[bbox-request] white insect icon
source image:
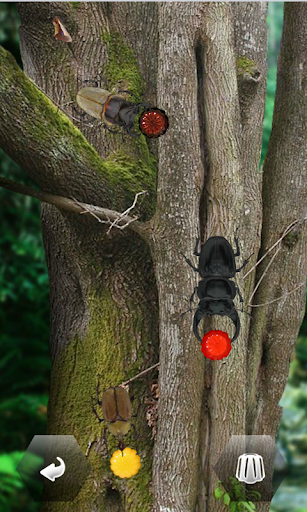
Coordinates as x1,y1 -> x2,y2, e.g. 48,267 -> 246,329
40,457 -> 66,482
236,453 -> 265,485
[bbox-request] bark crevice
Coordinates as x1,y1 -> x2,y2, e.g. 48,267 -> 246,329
1,3 -> 306,512
195,38 -> 209,240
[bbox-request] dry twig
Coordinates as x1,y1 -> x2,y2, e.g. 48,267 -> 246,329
248,245 -> 281,304
243,216 -> 307,280
73,190 -> 147,235
248,281 -> 305,308
0,177 -> 147,239
120,362 -> 160,387
106,190 -> 147,235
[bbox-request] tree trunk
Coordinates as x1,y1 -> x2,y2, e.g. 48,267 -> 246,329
0,2 -> 306,511
17,3 -> 160,511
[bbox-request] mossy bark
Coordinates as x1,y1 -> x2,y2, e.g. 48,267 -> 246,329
15,3 -> 159,511
1,3 -> 307,512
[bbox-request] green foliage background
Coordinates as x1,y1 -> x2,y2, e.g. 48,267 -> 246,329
0,3 -> 306,511
0,4 -> 49,511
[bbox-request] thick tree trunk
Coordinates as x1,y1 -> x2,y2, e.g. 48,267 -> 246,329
249,1 -> 307,442
17,3 -> 159,511
150,4 -> 205,511
1,2 -> 307,512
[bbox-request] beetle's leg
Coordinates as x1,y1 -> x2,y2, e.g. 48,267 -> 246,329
126,127 -> 142,138
124,370 -> 134,401
97,76 -> 109,90
103,123 -> 118,134
193,227 -> 201,257
131,397 -> 142,418
103,426 -> 110,458
72,106 -> 88,117
235,307 -> 253,319
193,309 -> 206,342
95,374 -> 102,406
179,252 -> 199,272
236,252 -> 254,273
236,286 -> 244,311
182,286 -> 199,317
190,286 -> 198,305
117,90 -> 133,96
234,227 -> 240,257
72,106 -> 95,124
137,103 -> 152,109
130,423 -> 138,453
228,309 -> 240,343
180,306 -> 199,319
91,396 -> 105,423
124,370 -> 142,417
83,79 -> 99,87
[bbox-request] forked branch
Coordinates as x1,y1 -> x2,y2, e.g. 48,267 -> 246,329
0,177 -> 148,239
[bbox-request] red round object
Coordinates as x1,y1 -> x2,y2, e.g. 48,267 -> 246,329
201,330 -> 232,361
139,108 -> 169,138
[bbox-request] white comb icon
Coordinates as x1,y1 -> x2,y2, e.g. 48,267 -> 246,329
236,453 -> 265,485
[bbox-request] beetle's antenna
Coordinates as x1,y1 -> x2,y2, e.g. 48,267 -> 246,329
235,307 -> 253,319
180,307 -> 199,318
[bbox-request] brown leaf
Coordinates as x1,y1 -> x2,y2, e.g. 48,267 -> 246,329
53,17 -> 72,43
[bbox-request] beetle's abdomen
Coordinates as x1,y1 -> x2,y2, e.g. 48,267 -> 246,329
107,420 -> 131,438
203,299 -> 233,316
198,278 -> 234,300
102,386 -> 132,422
205,280 -> 229,298
76,87 -> 112,119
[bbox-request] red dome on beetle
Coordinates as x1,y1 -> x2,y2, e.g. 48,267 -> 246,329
201,330 -> 232,360
139,108 -> 169,138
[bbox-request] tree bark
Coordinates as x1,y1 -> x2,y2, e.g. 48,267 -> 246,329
151,4 -> 205,511
0,2 -> 307,512
17,3 -> 159,511
249,1 -> 307,442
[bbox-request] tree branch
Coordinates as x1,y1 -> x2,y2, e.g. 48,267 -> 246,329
247,2 -> 307,439
0,45 -> 156,217
120,362 -> 160,386
232,1 -> 267,242
248,282 -> 305,308
0,177 -> 148,239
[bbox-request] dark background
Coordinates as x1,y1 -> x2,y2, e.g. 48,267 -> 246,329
0,3 -> 306,511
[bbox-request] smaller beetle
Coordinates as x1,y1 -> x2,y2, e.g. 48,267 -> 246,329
75,77 -> 150,140
91,375 -> 140,456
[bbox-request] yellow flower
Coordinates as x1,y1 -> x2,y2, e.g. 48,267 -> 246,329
110,447 -> 141,478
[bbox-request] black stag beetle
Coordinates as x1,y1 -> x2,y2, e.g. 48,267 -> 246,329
180,228 -> 253,343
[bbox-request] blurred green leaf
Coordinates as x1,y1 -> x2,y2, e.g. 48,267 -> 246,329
214,488 -> 223,500
224,493 -> 231,506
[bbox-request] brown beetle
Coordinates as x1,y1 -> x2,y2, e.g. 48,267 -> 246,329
75,79 -> 149,140
91,375 -> 140,456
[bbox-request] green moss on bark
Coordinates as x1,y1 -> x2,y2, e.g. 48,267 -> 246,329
237,57 -> 256,74
101,32 -> 144,100
237,56 -> 260,81
43,289 -> 153,512
0,45 -> 157,217
104,148 -> 156,216
99,32 -> 157,216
